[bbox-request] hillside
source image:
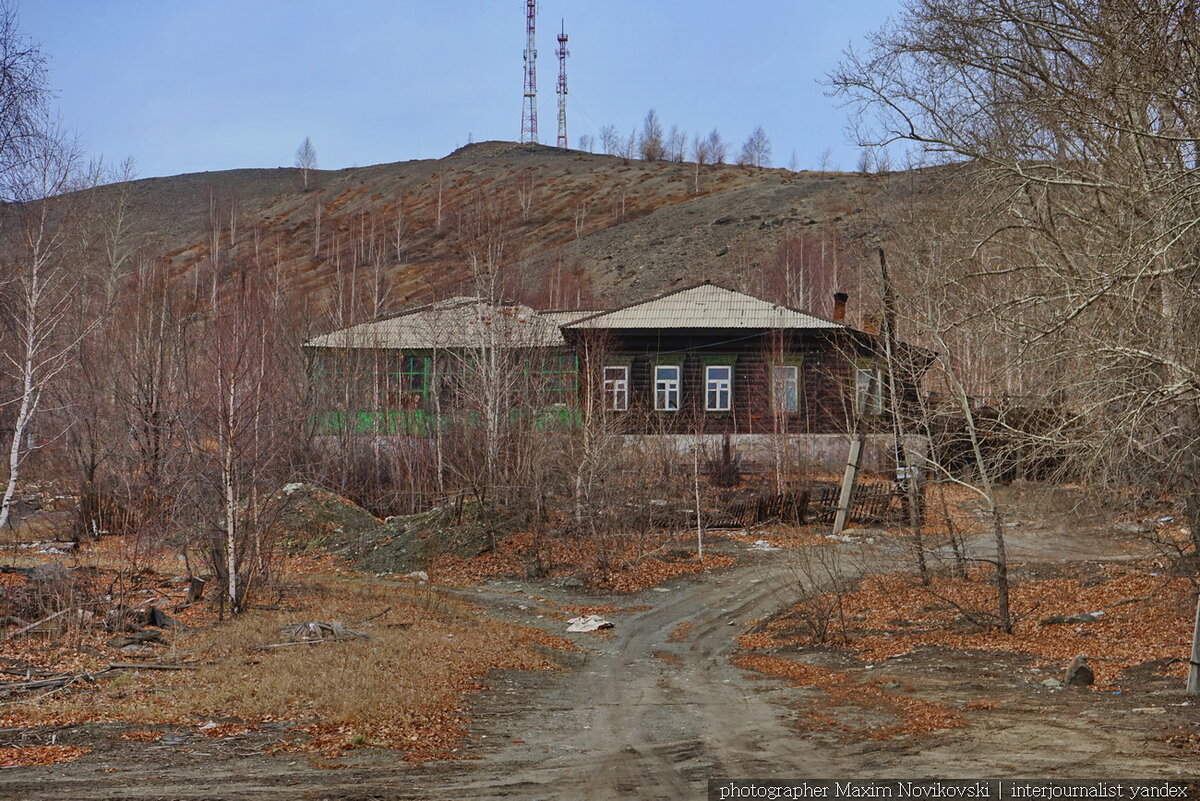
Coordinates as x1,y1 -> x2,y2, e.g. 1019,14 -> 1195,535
81,141 -> 942,333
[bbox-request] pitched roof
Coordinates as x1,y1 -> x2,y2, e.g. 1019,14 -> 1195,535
304,297 -> 570,350
563,283 -> 844,330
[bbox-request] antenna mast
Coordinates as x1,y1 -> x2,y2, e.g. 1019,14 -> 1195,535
521,0 -> 538,144
556,20 -> 569,149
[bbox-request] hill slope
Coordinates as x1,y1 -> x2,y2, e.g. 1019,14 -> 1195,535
82,141 -> 939,331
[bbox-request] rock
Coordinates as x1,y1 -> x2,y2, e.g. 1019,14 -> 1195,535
120,644 -> 156,653
1131,707 -> 1166,714
1113,520 -> 1153,535
1041,678 -> 1063,688
558,576 -> 585,589
404,570 -> 429,582
1042,612 -> 1101,625
1064,654 -> 1095,687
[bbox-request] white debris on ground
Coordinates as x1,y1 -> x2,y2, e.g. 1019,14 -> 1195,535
14,541 -> 75,555
749,539 -> 782,552
566,615 -> 614,633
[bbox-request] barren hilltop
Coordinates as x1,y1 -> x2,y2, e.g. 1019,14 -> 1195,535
85,141 -> 941,328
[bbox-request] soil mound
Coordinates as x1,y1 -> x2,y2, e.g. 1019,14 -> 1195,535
336,501 -> 520,574
274,483 -> 381,551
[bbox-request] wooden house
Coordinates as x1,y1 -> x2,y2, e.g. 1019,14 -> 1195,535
304,283 -> 925,469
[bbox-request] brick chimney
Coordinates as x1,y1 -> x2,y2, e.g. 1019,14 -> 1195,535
832,292 -> 849,322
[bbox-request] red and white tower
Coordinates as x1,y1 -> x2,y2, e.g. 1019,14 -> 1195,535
556,20 -> 569,149
520,0 -> 538,144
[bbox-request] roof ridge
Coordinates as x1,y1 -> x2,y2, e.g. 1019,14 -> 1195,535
563,281 -> 735,327
562,283 -> 841,329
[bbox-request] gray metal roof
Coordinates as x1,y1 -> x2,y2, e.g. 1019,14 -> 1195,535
304,297 -> 571,350
538,309 -> 607,326
563,283 -> 844,330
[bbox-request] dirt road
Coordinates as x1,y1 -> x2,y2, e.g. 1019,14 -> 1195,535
3,514 -> 1196,800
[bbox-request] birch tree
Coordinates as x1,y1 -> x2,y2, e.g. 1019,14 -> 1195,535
0,129 -> 87,530
295,136 -> 317,190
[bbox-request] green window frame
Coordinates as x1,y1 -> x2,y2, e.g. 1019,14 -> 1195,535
545,354 -> 579,405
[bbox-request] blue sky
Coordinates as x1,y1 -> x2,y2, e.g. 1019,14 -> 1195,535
20,1 -> 902,180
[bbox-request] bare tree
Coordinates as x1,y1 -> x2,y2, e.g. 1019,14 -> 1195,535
295,136 -> 317,190
690,134 -> 710,194
666,124 -> 687,162
705,128 -> 728,164
599,124 -> 620,155
577,133 -> 594,153
639,109 -> 665,161
737,125 -> 772,167
832,0 -> 1200,643
0,126 -> 86,530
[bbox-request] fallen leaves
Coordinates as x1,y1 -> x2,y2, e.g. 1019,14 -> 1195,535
732,654 -> 963,739
668,622 -> 694,642
749,565 -> 1194,685
116,730 -> 163,742
0,745 -> 91,768
430,529 -> 736,592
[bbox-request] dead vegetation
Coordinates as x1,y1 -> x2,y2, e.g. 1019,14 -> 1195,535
0,567 -> 574,760
741,564 -> 1194,686
429,528 -> 736,592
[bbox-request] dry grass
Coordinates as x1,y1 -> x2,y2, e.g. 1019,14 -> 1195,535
1,575 -> 574,759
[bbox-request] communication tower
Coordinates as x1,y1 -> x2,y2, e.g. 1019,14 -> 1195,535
556,21 -> 569,149
521,0 -> 538,143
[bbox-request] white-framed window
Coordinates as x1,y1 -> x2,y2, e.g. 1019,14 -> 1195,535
771,365 -> 799,412
603,366 -> 629,411
654,365 -> 680,411
854,366 -> 884,415
705,365 -> 732,411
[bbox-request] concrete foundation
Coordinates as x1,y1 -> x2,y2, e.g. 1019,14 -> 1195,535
623,433 -> 929,474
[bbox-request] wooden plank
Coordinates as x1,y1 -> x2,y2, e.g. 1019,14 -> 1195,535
5,608 -> 71,640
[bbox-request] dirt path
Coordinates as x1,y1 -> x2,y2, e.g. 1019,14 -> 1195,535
2,511 -> 1195,800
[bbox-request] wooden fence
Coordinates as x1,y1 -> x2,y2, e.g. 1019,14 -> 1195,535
715,482 -> 907,529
